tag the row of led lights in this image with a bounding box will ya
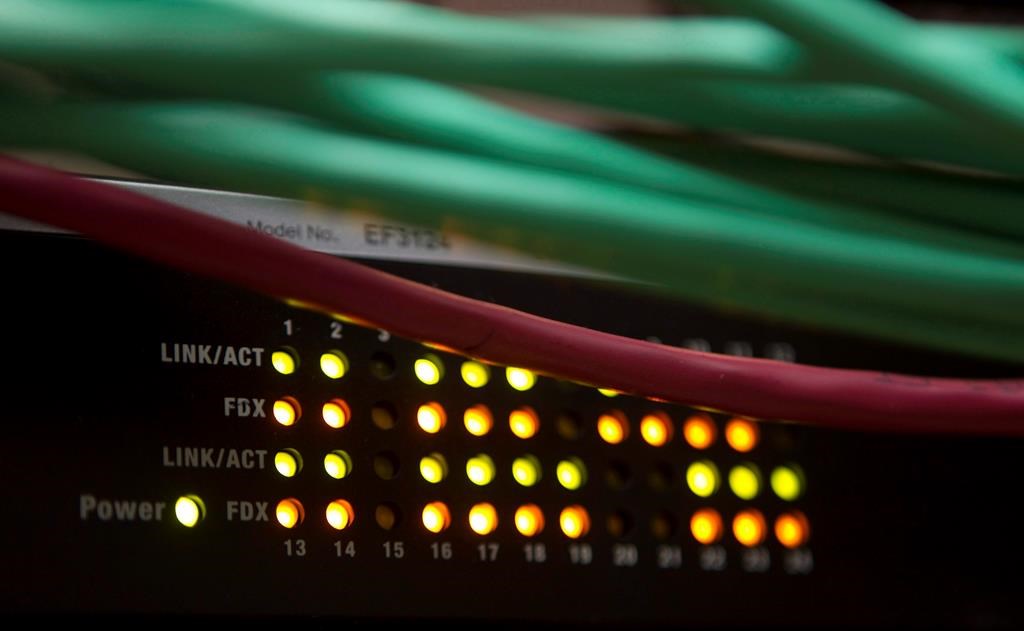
[173,494,809,548]
[272,448,804,501]
[272,348,541,392]
[272,395,761,453]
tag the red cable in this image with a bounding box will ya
[1,155,1022,435]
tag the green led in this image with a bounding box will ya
[686,461,720,498]
[556,457,587,491]
[512,455,541,487]
[771,465,805,501]
[419,453,448,484]
[728,463,761,500]
[415,354,444,385]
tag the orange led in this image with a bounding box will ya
[775,511,811,549]
[683,414,716,449]
[325,499,355,531]
[464,405,493,437]
[559,505,591,539]
[421,501,452,534]
[640,412,673,447]
[273,397,301,427]
[689,508,723,545]
[322,399,351,429]
[417,402,447,434]
[468,502,498,536]
[733,509,767,547]
[514,504,545,537]
[597,411,628,445]
[275,498,304,529]
[725,418,759,452]
[509,407,540,439]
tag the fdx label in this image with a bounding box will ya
[223,397,265,418]
[227,500,269,522]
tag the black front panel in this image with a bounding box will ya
[2,231,1022,628]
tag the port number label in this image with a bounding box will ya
[477,542,499,561]
[383,541,405,559]
[656,545,682,569]
[334,540,355,558]
[284,539,306,557]
[568,543,593,565]
[741,547,770,573]
[431,542,453,560]
[523,543,546,563]
[611,544,638,567]
[699,545,727,571]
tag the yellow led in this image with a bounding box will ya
[319,350,349,379]
[690,508,723,545]
[597,388,619,398]
[461,361,491,388]
[733,509,767,547]
[419,453,448,484]
[273,397,300,427]
[325,499,354,531]
[559,505,590,539]
[640,412,673,447]
[321,399,351,429]
[463,405,493,437]
[725,418,760,453]
[509,407,540,439]
[514,504,545,537]
[683,414,717,450]
[597,411,628,445]
[323,450,353,480]
[770,465,805,501]
[417,402,447,434]
[686,461,720,498]
[275,498,304,529]
[422,501,452,534]
[414,354,444,385]
[728,463,762,500]
[468,502,498,535]
[274,449,302,478]
[174,495,205,528]
[556,457,587,491]
[511,455,541,487]
[506,367,536,391]
[466,454,496,486]
[271,349,297,375]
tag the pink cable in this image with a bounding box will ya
[1,155,1022,435]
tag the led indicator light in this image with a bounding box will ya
[514,504,544,537]
[273,397,300,427]
[597,388,619,398]
[686,461,720,498]
[276,498,305,529]
[506,367,536,391]
[271,349,297,375]
[174,495,205,528]
[417,402,447,434]
[422,501,452,534]
[556,457,587,491]
[274,449,302,478]
[322,399,351,429]
[414,354,444,385]
[559,505,590,539]
[323,450,353,480]
[466,454,496,486]
[725,418,759,452]
[461,361,491,388]
[733,509,767,547]
[419,453,448,484]
[597,411,628,445]
[319,350,349,379]
[469,503,498,535]
[511,455,541,487]
[640,412,673,447]
[775,511,811,548]
[463,405,493,437]
[728,463,762,500]
[770,465,805,501]
[689,508,723,544]
[683,414,716,449]
[326,499,354,531]
[509,407,540,439]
